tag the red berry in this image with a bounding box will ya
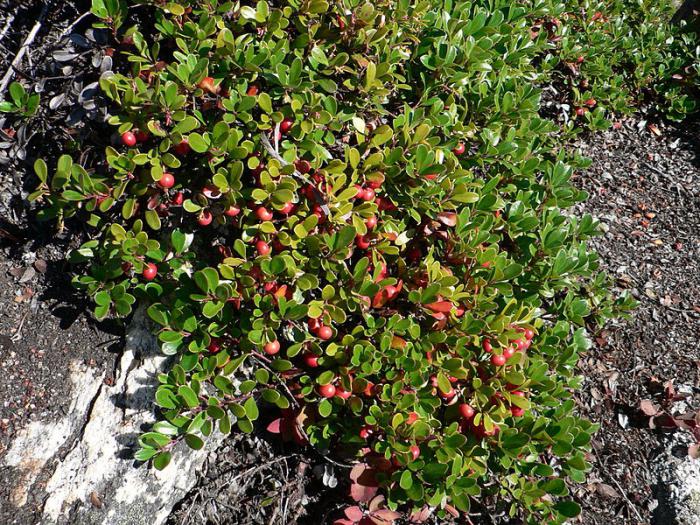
[424,173,438,181]
[173,139,190,156]
[524,329,534,340]
[452,142,466,155]
[359,425,373,439]
[482,339,493,353]
[513,339,525,351]
[294,160,312,174]
[317,325,333,341]
[409,445,420,461]
[255,240,271,256]
[491,354,506,366]
[585,98,597,107]
[121,131,137,147]
[354,185,366,200]
[361,188,375,201]
[263,340,280,355]
[198,210,213,226]
[280,118,294,133]
[367,179,383,190]
[355,235,370,250]
[439,387,456,401]
[158,172,175,189]
[255,206,273,221]
[142,263,157,281]
[511,406,525,417]
[171,191,184,206]
[134,129,149,143]
[335,386,352,400]
[512,390,526,398]
[279,201,295,215]
[577,55,585,64]
[459,403,475,419]
[364,215,378,230]
[303,353,319,368]
[224,205,240,217]
[575,107,586,117]
[318,383,336,398]
[406,412,419,425]
[246,84,259,96]
[503,346,515,359]
[307,318,321,333]
[208,339,222,353]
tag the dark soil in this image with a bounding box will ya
[571,117,700,525]
[1,3,700,525]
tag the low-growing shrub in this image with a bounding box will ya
[31,0,698,523]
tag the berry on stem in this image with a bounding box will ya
[264,340,280,355]
[317,325,333,341]
[121,131,136,147]
[491,354,506,366]
[318,383,336,398]
[158,172,175,189]
[142,263,157,281]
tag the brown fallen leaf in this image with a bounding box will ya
[90,491,103,508]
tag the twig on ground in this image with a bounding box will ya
[0,2,50,96]
[11,311,30,342]
[592,448,645,522]
[0,13,15,43]
[59,11,92,40]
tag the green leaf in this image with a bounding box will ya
[178,385,199,408]
[153,451,172,470]
[399,470,413,490]
[554,500,581,518]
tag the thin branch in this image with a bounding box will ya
[0,13,15,43]
[0,2,50,96]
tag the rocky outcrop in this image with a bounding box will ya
[2,308,222,525]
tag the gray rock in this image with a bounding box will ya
[2,308,222,525]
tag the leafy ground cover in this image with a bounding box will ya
[0,1,698,524]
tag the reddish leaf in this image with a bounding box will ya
[424,301,453,313]
[437,212,457,226]
[639,399,659,416]
[266,418,282,434]
[344,506,364,522]
[369,508,402,524]
[408,506,432,523]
